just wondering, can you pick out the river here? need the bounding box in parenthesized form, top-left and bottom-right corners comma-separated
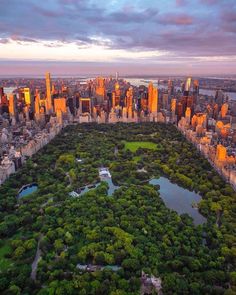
(125, 78, 236, 100)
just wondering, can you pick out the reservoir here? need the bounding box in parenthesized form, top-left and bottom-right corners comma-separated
(18, 184, 38, 199)
(149, 177, 206, 225)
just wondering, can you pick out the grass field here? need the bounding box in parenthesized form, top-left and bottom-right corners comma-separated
(124, 141, 157, 152)
(132, 156, 141, 163)
(0, 243, 13, 272)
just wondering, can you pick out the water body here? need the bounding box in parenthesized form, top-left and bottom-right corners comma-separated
(3, 87, 16, 97)
(149, 177, 206, 225)
(18, 184, 38, 199)
(104, 177, 119, 196)
(125, 78, 236, 100)
(79, 178, 119, 197)
(79, 183, 100, 196)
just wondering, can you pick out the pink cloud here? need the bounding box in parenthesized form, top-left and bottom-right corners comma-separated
(176, 0, 187, 7)
(159, 13, 193, 25)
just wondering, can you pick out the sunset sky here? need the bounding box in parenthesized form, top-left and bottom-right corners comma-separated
(0, 0, 236, 75)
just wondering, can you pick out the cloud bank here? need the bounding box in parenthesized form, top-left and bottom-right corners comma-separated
(0, 0, 236, 74)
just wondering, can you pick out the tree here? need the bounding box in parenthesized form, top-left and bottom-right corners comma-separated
(54, 239, 64, 253)
(8, 285, 21, 295)
(13, 246, 25, 259)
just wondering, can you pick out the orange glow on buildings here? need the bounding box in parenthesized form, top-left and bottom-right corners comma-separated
(221, 103, 228, 118)
(34, 89, 40, 115)
(148, 82, 158, 113)
(191, 113, 207, 129)
(126, 87, 133, 112)
(95, 77, 105, 102)
(23, 88, 31, 105)
(148, 82, 153, 111)
(45, 72, 52, 113)
(185, 107, 191, 123)
(9, 94, 17, 117)
(54, 98, 67, 113)
(171, 98, 176, 114)
(216, 144, 227, 162)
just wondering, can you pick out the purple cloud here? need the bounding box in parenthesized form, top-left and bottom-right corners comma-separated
(11, 35, 38, 43)
(176, 0, 188, 6)
(0, 38, 9, 44)
(0, 0, 235, 61)
(158, 13, 193, 25)
(110, 8, 159, 23)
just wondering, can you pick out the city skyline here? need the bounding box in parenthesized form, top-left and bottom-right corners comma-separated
(1, 0, 236, 75)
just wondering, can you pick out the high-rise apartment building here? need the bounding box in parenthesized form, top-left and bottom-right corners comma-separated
(54, 98, 67, 113)
(80, 98, 91, 114)
(34, 89, 40, 115)
(23, 88, 31, 105)
(126, 87, 133, 110)
(148, 82, 158, 113)
(193, 80, 199, 95)
(9, 94, 17, 117)
(95, 77, 105, 103)
(216, 144, 227, 162)
(45, 72, 52, 113)
(185, 77, 192, 93)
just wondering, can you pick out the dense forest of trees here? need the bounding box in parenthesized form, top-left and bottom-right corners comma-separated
(0, 122, 235, 294)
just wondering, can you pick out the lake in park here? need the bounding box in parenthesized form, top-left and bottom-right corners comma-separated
(149, 177, 206, 225)
(18, 184, 38, 199)
(79, 178, 119, 197)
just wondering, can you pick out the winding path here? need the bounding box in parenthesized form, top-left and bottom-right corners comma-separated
(216, 211, 223, 228)
(31, 234, 43, 281)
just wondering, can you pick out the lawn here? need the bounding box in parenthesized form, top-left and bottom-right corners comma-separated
(132, 156, 141, 163)
(0, 242, 13, 272)
(124, 141, 157, 152)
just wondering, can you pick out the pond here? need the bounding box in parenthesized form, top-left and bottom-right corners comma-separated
(105, 178, 119, 196)
(18, 184, 38, 199)
(78, 178, 119, 197)
(149, 177, 206, 225)
(79, 183, 100, 196)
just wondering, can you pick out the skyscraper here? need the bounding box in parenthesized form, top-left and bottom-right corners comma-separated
(95, 77, 105, 103)
(162, 93, 168, 109)
(34, 89, 40, 116)
(148, 82, 158, 113)
(54, 98, 67, 114)
(185, 107, 191, 124)
(177, 102, 183, 122)
(168, 80, 174, 96)
(0, 87, 4, 99)
(116, 72, 119, 81)
(221, 103, 228, 118)
(148, 82, 153, 111)
(151, 87, 158, 114)
(0, 94, 8, 113)
(171, 98, 176, 114)
(193, 80, 199, 95)
(215, 90, 224, 107)
(23, 88, 31, 105)
(216, 144, 227, 162)
(80, 98, 91, 114)
(45, 72, 52, 113)
(114, 82, 121, 106)
(185, 77, 192, 93)
(126, 87, 133, 110)
(9, 94, 17, 117)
